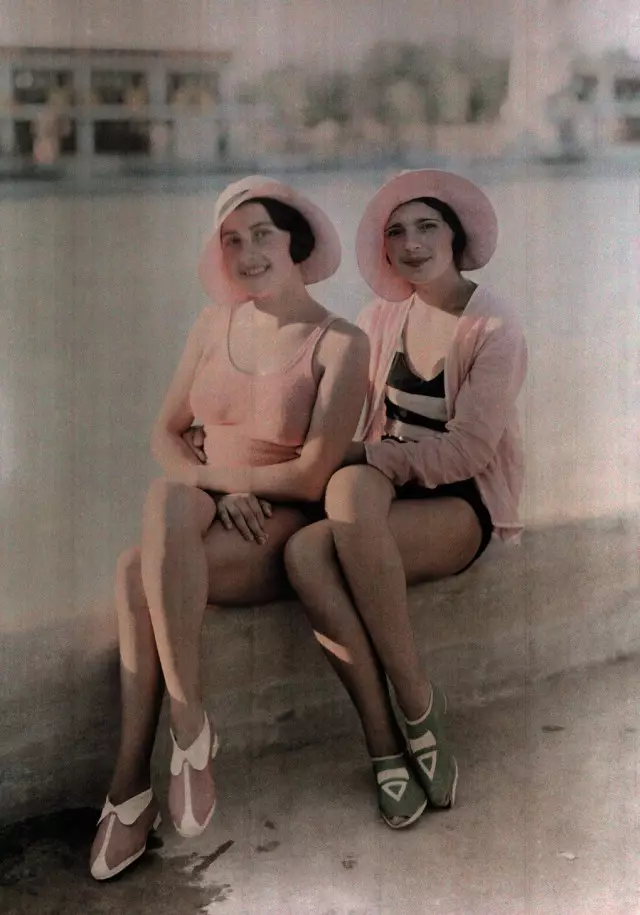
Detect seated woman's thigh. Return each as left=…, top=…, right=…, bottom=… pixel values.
left=389, top=497, right=482, bottom=584
left=202, top=506, right=310, bottom=606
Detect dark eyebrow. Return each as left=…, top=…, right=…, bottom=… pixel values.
left=221, top=221, right=272, bottom=238
left=385, top=217, right=442, bottom=232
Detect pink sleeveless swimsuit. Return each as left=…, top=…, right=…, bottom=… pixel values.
left=189, top=306, right=337, bottom=468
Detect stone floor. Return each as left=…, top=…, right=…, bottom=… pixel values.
left=1, top=654, right=639, bottom=915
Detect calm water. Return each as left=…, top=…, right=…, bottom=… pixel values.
left=1, top=165, right=638, bottom=627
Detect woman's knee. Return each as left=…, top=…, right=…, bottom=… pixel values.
left=142, top=477, right=214, bottom=541
left=325, top=464, right=394, bottom=522
left=143, top=478, right=185, bottom=527
left=283, top=520, right=333, bottom=582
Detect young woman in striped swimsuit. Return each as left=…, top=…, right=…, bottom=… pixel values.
left=89, top=176, right=369, bottom=879
left=285, top=170, right=527, bottom=829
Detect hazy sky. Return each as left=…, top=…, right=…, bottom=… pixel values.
left=0, top=0, right=637, bottom=83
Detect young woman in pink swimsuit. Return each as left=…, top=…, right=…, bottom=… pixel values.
left=89, top=176, right=369, bottom=879
left=285, top=170, right=527, bottom=829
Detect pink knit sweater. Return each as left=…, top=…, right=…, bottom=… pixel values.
left=354, top=286, right=528, bottom=543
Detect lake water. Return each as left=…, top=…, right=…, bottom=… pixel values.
left=1, top=163, right=638, bottom=627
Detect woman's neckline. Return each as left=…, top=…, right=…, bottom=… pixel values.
left=401, top=285, right=481, bottom=383
left=410, top=281, right=480, bottom=319
left=225, top=303, right=332, bottom=377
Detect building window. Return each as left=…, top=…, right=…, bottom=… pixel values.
left=573, top=75, right=598, bottom=102
left=14, top=120, right=33, bottom=155
left=59, top=120, right=77, bottom=154
left=167, top=72, right=219, bottom=107
left=13, top=70, right=74, bottom=105
left=14, top=116, right=77, bottom=157
left=614, top=78, right=640, bottom=102
left=94, top=120, right=151, bottom=154
left=620, top=117, right=640, bottom=141
left=90, top=71, right=149, bottom=107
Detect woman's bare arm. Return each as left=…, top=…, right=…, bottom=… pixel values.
left=149, top=308, right=212, bottom=476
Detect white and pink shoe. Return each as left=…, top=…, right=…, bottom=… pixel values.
left=89, top=788, right=161, bottom=880
left=168, top=714, right=220, bottom=838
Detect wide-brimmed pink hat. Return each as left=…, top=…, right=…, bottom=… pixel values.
left=198, top=175, right=342, bottom=304
left=355, top=169, right=498, bottom=302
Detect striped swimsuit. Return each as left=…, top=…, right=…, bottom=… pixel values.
left=383, top=341, right=494, bottom=570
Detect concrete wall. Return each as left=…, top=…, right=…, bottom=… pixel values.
left=2, top=515, right=638, bottom=825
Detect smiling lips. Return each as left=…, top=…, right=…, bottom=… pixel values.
left=240, top=264, right=270, bottom=277
left=402, top=257, right=430, bottom=268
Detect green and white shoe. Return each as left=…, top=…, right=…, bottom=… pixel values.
left=405, top=684, right=458, bottom=808
left=371, top=752, right=428, bottom=829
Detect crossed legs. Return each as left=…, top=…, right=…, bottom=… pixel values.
left=91, top=480, right=308, bottom=874
left=284, top=465, right=482, bottom=758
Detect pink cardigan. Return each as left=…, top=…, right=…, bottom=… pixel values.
left=354, top=286, right=528, bottom=543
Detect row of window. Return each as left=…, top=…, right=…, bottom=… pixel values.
left=10, top=68, right=221, bottom=107
left=572, top=74, right=640, bottom=103
left=11, top=119, right=164, bottom=155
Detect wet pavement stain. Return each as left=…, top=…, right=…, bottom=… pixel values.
left=255, top=839, right=280, bottom=853
left=275, top=708, right=295, bottom=723
left=191, top=841, right=235, bottom=878
left=208, top=883, right=233, bottom=903
left=0, top=808, right=220, bottom=913
left=541, top=724, right=566, bottom=732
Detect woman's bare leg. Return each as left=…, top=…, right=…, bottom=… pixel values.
left=92, top=503, right=309, bottom=869
left=89, top=546, right=165, bottom=877
left=286, top=470, right=483, bottom=753
left=203, top=506, right=310, bottom=606
left=140, top=479, right=217, bottom=748
left=285, top=521, right=405, bottom=758
left=324, top=465, right=482, bottom=720
left=112, top=496, right=309, bottom=783
left=324, top=466, right=428, bottom=719
left=107, top=547, right=164, bottom=804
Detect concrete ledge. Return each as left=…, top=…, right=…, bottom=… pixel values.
left=1, top=515, right=638, bottom=826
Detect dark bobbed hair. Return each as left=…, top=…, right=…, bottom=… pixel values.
left=239, top=196, right=316, bottom=264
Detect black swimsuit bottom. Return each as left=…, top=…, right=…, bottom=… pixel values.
left=391, top=471, right=494, bottom=573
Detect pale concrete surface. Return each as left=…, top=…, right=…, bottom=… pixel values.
left=1, top=654, right=639, bottom=915
left=2, top=515, right=639, bottom=825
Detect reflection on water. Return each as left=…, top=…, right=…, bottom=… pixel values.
left=0, top=165, right=638, bottom=625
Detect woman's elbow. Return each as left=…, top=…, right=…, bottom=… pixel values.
left=298, top=477, right=327, bottom=503
left=150, top=423, right=181, bottom=467
left=455, top=441, right=497, bottom=480
left=296, top=464, right=333, bottom=503
left=150, top=425, right=166, bottom=461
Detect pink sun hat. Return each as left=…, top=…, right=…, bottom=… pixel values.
left=198, top=175, right=342, bottom=305
left=355, top=169, right=498, bottom=302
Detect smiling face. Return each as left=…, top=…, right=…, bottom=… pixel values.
left=220, top=201, right=296, bottom=297
left=383, top=200, right=459, bottom=286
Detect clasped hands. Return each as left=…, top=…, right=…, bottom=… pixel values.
left=181, top=425, right=271, bottom=544
left=180, top=426, right=366, bottom=543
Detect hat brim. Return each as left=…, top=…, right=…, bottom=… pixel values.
left=198, top=177, right=342, bottom=305
left=355, top=169, right=498, bottom=302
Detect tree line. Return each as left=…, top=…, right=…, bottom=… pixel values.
left=238, top=40, right=510, bottom=129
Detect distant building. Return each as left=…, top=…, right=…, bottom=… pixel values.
left=0, top=46, right=233, bottom=167
left=572, top=53, right=640, bottom=144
